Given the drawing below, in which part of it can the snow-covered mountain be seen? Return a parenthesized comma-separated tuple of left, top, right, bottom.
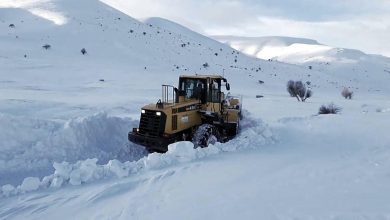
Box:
(1, 0, 390, 219)
(214, 35, 390, 64)
(215, 35, 390, 94)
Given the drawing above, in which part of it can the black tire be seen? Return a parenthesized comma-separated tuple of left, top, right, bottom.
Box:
(192, 124, 220, 148)
(227, 119, 240, 137)
(146, 148, 155, 154)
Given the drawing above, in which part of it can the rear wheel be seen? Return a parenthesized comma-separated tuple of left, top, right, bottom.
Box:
(146, 148, 155, 153)
(192, 124, 221, 148)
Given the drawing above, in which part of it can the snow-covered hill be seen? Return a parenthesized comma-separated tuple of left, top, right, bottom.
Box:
(214, 35, 390, 64)
(215, 35, 390, 95)
(1, 0, 390, 219)
(214, 36, 320, 60)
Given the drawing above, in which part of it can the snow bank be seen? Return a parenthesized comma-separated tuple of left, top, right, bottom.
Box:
(1, 184, 15, 197)
(20, 177, 40, 192)
(0, 112, 146, 185)
(1, 115, 273, 197)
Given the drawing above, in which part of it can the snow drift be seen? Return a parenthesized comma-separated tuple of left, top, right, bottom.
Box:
(1, 115, 273, 197)
(0, 112, 146, 185)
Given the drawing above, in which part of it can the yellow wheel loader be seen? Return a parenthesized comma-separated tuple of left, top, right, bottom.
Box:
(128, 75, 242, 153)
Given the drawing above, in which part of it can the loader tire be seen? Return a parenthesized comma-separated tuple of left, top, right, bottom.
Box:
(192, 124, 220, 148)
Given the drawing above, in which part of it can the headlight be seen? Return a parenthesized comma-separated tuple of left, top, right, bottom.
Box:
(156, 112, 161, 116)
(141, 109, 145, 114)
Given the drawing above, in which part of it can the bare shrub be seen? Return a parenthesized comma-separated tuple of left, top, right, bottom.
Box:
(341, 88, 353, 99)
(305, 89, 312, 99)
(287, 80, 312, 102)
(287, 80, 295, 97)
(319, 103, 341, 114)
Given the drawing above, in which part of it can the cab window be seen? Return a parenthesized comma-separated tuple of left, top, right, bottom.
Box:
(208, 79, 221, 103)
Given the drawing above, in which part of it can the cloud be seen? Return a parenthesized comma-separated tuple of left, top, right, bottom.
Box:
(245, 0, 390, 21)
(259, 16, 390, 57)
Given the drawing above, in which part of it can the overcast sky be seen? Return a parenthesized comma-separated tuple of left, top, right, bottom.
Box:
(102, 0, 390, 57)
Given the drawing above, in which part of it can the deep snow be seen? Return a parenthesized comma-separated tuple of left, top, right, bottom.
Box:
(1, 110, 390, 219)
(1, 0, 390, 219)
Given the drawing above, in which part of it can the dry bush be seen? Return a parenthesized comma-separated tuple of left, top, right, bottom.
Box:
(341, 88, 353, 99)
(319, 103, 341, 114)
(287, 80, 312, 102)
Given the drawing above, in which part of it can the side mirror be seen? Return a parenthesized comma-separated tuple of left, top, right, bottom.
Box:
(226, 83, 230, 91)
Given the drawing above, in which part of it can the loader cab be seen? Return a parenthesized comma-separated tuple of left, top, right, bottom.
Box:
(178, 75, 227, 105)
(179, 77, 207, 103)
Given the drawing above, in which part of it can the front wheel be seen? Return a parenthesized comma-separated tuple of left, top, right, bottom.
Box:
(192, 124, 221, 148)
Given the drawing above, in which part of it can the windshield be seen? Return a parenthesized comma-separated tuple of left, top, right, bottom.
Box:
(179, 77, 222, 103)
(180, 78, 206, 100)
